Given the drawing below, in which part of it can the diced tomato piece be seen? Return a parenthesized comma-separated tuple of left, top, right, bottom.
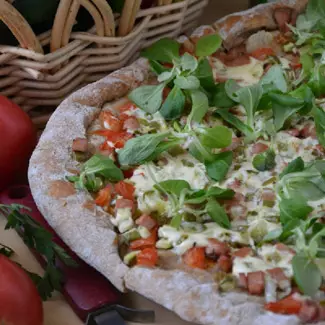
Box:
(123, 168, 135, 178)
(135, 215, 157, 230)
(72, 138, 88, 152)
(95, 186, 112, 207)
(217, 255, 232, 273)
(290, 62, 302, 70)
(162, 62, 173, 69)
(250, 48, 274, 60)
(247, 271, 265, 295)
(265, 294, 302, 315)
(238, 273, 248, 289)
(163, 87, 171, 100)
(123, 117, 140, 131)
(130, 227, 158, 250)
(233, 247, 253, 258)
(183, 247, 207, 269)
(94, 130, 133, 148)
(116, 101, 136, 113)
(205, 239, 230, 258)
(100, 111, 123, 132)
(115, 198, 135, 212)
(114, 181, 135, 200)
(251, 142, 269, 154)
(136, 247, 158, 267)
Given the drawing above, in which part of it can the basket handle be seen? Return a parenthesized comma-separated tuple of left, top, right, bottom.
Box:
(0, 0, 43, 53)
(51, 0, 115, 52)
(91, 0, 115, 36)
(118, 0, 142, 36)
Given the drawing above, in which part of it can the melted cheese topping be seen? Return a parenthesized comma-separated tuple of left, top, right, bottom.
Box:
(233, 245, 294, 278)
(211, 57, 264, 86)
(158, 223, 249, 255)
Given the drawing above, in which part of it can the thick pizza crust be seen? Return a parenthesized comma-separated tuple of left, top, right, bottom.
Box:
(29, 2, 321, 324)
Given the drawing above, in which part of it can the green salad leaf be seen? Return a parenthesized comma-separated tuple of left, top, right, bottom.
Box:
(160, 85, 185, 120)
(205, 151, 233, 182)
(198, 125, 232, 149)
(195, 34, 222, 57)
(141, 38, 180, 63)
(206, 199, 231, 229)
(252, 149, 276, 172)
(128, 84, 165, 114)
(118, 133, 170, 166)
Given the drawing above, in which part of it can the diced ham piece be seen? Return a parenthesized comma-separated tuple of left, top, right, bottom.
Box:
(275, 243, 295, 255)
(298, 300, 319, 323)
(225, 55, 251, 67)
(123, 117, 140, 132)
(228, 179, 242, 190)
(238, 273, 248, 289)
(262, 189, 276, 202)
(247, 271, 265, 295)
(273, 8, 293, 32)
(72, 138, 88, 152)
(267, 268, 289, 289)
(217, 255, 232, 273)
(135, 215, 157, 230)
(221, 137, 243, 152)
(285, 129, 300, 137)
(300, 123, 317, 139)
(251, 142, 269, 154)
(115, 198, 135, 212)
(205, 239, 230, 258)
(316, 306, 325, 322)
(233, 247, 253, 258)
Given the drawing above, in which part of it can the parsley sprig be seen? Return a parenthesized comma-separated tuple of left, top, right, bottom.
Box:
(0, 204, 77, 300)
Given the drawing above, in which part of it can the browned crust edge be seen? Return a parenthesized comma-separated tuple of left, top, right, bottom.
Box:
(29, 2, 317, 324)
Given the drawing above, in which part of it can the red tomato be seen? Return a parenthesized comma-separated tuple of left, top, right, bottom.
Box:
(250, 48, 274, 60)
(99, 112, 123, 132)
(130, 227, 158, 250)
(183, 247, 207, 269)
(0, 255, 43, 325)
(95, 186, 112, 207)
(265, 294, 302, 315)
(94, 130, 133, 148)
(136, 247, 158, 267)
(114, 181, 135, 200)
(0, 96, 37, 190)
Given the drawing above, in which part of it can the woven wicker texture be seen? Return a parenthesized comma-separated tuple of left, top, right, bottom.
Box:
(0, 0, 209, 126)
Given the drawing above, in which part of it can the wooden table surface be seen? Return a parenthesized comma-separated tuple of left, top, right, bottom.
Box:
(1, 2, 249, 324)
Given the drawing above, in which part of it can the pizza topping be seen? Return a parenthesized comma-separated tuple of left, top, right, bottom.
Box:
(135, 214, 157, 230)
(183, 246, 206, 269)
(114, 181, 135, 201)
(136, 247, 159, 267)
(72, 138, 88, 153)
(68, 2, 325, 315)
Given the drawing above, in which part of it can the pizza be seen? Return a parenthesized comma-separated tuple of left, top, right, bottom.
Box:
(28, 0, 325, 324)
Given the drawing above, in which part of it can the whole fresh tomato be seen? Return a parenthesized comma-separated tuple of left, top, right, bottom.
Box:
(0, 96, 37, 190)
(0, 255, 43, 325)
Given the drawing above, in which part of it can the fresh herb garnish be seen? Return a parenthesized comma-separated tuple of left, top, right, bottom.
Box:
(0, 204, 77, 300)
(252, 149, 276, 172)
(69, 154, 124, 191)
(129, 34, 222, 120)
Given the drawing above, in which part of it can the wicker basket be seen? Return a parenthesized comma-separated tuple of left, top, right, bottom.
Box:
(0, 0, 209, 126)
